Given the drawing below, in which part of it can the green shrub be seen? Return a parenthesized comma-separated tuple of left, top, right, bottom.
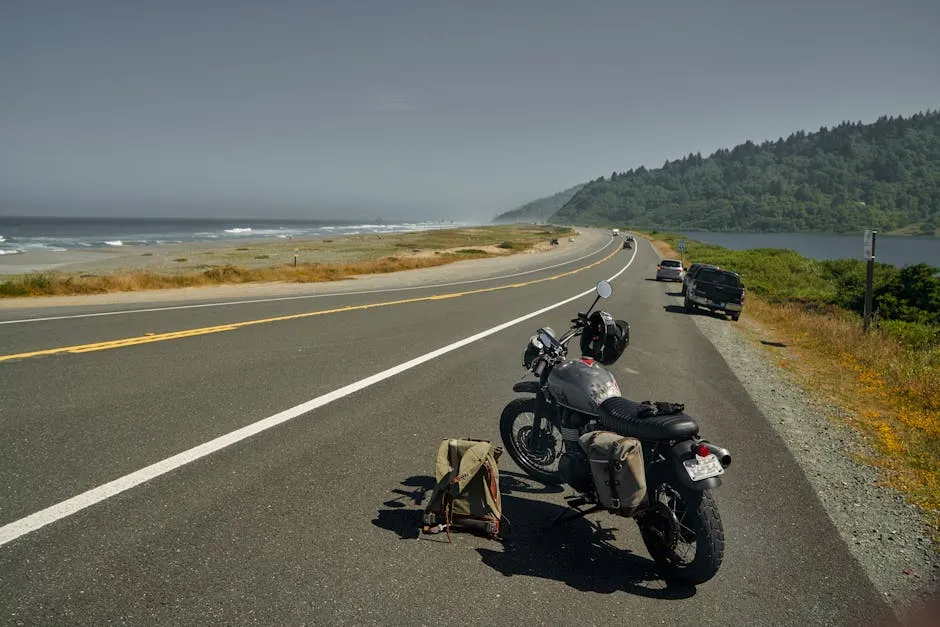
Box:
(878, 319, 940, 349)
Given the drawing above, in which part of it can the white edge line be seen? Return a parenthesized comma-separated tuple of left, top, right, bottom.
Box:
(0, 246, 637, 547)
(0, 239, 614, 325)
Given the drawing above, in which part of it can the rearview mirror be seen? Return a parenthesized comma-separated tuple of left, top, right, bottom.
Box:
(596, 280, 613, 299)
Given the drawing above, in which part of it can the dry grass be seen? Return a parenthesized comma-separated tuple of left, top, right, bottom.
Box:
(644, 233, 940, 541)
(0, 224, 575, 298)
(745, 299, 939, 528)
(1, 251, 491, 296)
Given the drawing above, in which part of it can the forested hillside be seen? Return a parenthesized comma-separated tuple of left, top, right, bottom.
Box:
(552, 110, 940, 234)
(492, 183, 585, 223)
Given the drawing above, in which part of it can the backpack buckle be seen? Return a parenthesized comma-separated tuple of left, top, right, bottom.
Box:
(611, 498, 621, 509)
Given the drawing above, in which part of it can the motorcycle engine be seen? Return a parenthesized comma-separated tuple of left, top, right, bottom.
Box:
(557, 409, 596, 494)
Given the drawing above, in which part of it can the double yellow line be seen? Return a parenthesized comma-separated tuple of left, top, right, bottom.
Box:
(1, 243, 623, 363)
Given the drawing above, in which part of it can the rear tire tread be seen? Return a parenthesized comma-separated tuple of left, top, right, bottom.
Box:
(640, 481, 725, 586)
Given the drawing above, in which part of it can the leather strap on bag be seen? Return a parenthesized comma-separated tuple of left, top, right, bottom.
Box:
(607, 436, 633, 511)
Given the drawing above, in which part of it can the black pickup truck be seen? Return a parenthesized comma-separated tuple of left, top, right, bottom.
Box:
(684, 268, 745, 321)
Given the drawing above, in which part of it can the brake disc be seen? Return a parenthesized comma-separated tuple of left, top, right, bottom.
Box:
(516, 425, 558, 465)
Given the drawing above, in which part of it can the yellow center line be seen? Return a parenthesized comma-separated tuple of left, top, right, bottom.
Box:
(1, 243, 622, 363)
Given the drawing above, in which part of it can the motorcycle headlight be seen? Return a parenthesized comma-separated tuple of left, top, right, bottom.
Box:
(523, 335, 544, 370)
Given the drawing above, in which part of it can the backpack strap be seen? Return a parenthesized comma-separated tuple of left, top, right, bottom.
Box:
(606, 436, 633, 511)
(448, 441, 495, 496)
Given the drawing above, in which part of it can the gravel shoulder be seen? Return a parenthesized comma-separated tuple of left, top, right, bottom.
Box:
(644, 235, 938, 614)
(691, 312, 938, 613)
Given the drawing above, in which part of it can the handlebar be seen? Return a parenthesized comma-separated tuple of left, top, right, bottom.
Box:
(554, 314, 588, 351)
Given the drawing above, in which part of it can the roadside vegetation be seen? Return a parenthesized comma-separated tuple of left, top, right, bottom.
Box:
(0, 224, 574, 298)
(643, 231, 940, 541)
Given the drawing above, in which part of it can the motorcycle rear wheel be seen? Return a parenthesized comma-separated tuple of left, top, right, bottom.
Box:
(499, 397, 564, 485)
(638, 473, 724, 585)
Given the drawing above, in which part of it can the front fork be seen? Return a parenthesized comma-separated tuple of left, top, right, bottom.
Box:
(533, 390, 548, 434)
(518, 389, 564, 462)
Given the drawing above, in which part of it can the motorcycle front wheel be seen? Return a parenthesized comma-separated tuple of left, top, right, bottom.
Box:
(499, 397, 564, 485)
(637, 472, 725, 586)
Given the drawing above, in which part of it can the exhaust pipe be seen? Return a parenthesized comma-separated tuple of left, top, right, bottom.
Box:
(699, 441, 732, 468)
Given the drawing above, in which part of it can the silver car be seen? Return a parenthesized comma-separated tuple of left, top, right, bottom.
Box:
(656, 259, 685, 282)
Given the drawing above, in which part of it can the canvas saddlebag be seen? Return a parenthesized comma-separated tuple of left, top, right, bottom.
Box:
(422, 438, 505, 541)
(579, 430, 647, 516)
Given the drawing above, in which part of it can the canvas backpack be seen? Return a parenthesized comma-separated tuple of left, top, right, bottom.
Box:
(422, 438, 505, 541)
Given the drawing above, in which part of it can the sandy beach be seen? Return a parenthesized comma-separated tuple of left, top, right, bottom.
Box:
(0, 235, 345, 277)
(0, 227, 608, 308)
(0, 226, 562, 276)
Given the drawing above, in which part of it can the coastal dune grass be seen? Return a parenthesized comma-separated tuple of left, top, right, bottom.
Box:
(0, 224, 574, 297)
(644, 231, 939, 540)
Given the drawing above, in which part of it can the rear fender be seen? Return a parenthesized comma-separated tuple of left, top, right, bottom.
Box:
(512, 381, 540, 394)
(661, 441, 723, 491)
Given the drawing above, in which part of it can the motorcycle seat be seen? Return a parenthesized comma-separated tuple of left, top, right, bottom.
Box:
(598, 397, 699, 440)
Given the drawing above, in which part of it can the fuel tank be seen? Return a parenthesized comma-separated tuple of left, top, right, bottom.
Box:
(546, 358, 622, 416)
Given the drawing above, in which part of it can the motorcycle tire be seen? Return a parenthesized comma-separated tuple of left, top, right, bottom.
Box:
(637, 471, 724, 586)
(499, 397, 564, 485)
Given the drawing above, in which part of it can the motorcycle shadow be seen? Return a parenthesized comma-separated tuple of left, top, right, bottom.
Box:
(482, 475, 696, 599)
(371, 473, 695, 599)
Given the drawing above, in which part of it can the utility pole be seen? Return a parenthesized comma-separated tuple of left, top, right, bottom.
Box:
(863, 230, 876, 333)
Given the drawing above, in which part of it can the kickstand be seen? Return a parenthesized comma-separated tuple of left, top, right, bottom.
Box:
(550, 504, 604, 527)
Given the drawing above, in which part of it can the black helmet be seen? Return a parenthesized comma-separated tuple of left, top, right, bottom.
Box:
(580, 311, 630, 366)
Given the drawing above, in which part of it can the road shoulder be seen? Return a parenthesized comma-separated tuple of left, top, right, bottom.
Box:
(640, 234, 938, 614)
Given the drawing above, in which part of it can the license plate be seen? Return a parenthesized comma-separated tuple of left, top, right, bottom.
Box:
(683, 454, 725, 481)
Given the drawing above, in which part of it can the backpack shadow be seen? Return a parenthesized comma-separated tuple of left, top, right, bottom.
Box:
(372, 474, 436, 540)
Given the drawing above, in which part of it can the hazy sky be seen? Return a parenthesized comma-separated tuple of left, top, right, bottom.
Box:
(2, 0, 939, 221)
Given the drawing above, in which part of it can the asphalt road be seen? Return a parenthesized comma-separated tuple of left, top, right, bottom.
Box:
(0, 235, 893, 625)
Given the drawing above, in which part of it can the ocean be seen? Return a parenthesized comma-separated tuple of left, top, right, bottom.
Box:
(0, 216, 474, 256)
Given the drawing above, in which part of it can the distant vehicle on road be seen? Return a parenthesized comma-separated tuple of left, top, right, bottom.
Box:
(685, 268, 745, 321)
(655, 259, 685, 282)
(681, 263, 720, 296)
(611, 228, 620, 236)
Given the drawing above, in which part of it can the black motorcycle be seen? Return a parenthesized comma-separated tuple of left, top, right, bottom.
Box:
(499, 280, 731, 585)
